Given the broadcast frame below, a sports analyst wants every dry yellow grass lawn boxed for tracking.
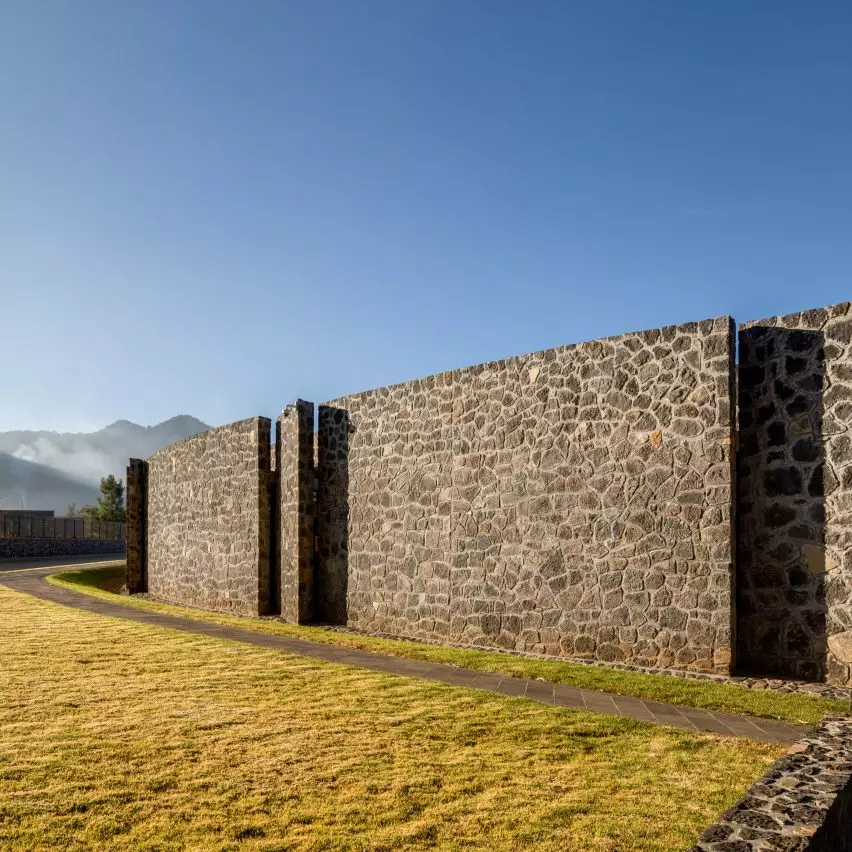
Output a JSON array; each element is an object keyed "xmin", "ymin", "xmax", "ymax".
[
  {"xmin": 0, "ymin": 585, "xmax": 782, "ymax": 851},
  {"xmin": 52, "ymin": 566, "xmax": 846, "ymax": 724}
]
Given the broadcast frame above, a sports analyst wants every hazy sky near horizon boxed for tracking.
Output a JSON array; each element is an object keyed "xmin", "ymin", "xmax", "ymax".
[{"xmin": 2, "ymin": 1, "xmax": 851, "ymax": 433}]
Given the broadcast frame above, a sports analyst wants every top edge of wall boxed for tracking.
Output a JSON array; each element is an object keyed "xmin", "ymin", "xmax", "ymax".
[
  {"xmin": 277, "ymin": 400, "xmax": 314, "ymax": 420},
  {"xmin": 320, "ymin": 314, "xmax": 734, "ymax": 407},
  {"xmin": 146, "ymin": 415, "xmax": 271, "ymax": 462},
  {"xmin": 740, "ymin": 301, "xmax": 852, "ymax": 333}
]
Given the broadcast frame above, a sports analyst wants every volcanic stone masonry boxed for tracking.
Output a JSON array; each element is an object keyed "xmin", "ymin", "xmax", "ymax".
[
  {"xmin": 738, "ymin": 302, "xmax": 852, "ymax": 686},
  {"xmin": 692, "ymin": 716, "xmax": 852, "ymax": 850},
  {"xmin": 318, "ymin": 316, "xmax": 736, "ymax": 673},
  {"xmin": 125, "ymin": 300, "xmax": 852, "ymax": 687},
  {"xmin": 316, "ymin": 405, "xmax": 351, "ymax": 623},
  {"xmin": 125, "ymin": 457, "xmax": 147, "ymax": 593},
  {"xmin": 277, "ymin": 401, "xmax": 315, "ymax": 623},
  {"xmin": 145, "ymin": 416, "xmax": 273, "ymax": 616}
]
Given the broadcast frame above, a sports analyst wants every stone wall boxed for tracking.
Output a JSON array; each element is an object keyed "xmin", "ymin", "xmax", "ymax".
[
  {"xmin": 318, "ymin": 317, "xmax": 736, "ymax": 672},
  {"xmin": 316, "ymin": 406, "xmax": 352, "ymax": 623},
  {"xmin": 0, "ymin": 538, "xmax": 125, "ymax": 560},
  {"xmin": 277, "ymin": 401, "xmax": 314, "ymax": 623},
  {"xmin": 692, "ymin": 717, "xmax": 852, "ymax": 851},
  {"xmin": 126, "ymin": 300, "xmax": 852, "ymax": 685},
  {"xmin": 738, "ymin": 303, "xmax": 852, "ymax": 685},
  {"xmin": 125, "ymin": 458, "xmax": 147, "ymax": 594},
  {"xmin": 146, "ymin": 417, "xmax": 273, "ymax": 616}
]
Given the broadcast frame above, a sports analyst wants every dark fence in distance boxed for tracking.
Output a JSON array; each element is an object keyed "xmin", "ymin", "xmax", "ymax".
[{"xmin": 0, "ymin": 514, "xmax": 125, "ymax": 540}]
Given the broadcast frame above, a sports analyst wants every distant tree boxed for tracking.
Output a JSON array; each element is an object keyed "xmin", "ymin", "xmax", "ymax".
[
  {"xmin": 66, "ymin": 503, "xmax": 78, "ymax": 517},
  {"xmin": 81, "ymin": 475, "xmax": 126, "ymax": 522}
]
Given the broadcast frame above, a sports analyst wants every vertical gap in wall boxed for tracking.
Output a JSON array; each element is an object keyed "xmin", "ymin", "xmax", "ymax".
[
  {"xmin": 729, "ymin": 317, "xmax": 739, "ymax": 673},
  {"xmin": 304, "ymin": 401, "xmax": 316, "ymax": 625},
  {"xmin": 142, "ymin": 460, "xmax": 149, "ymax": 592},
  {"xmin": 311, "ymin": 409, "xmax": 320, "ymax": 622},
  {"xmin": 447, "ymin": 375, "xmax": 456, "ymax": 642},
  {"xmin": 269, "ymin": 419, "xmax": 281, "ymax": 615},
  {"xmin": 312, "ymin": 405, "xmax": 320, "ymax": 623}
]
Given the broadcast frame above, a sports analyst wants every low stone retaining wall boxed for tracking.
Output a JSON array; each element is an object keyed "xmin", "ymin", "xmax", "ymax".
[
  {"xmin": 692, "ymin": 717, "xmax": 852, "ymax": 851},
  {"xmin": 0, "ymin": 538, "xmax": 125, "ymax": 561}
]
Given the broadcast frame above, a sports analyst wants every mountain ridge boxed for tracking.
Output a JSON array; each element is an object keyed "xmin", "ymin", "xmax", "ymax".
[
  {"xmin": 0, "ymin": 414, "xmax": 208, "ymax": 440},
  {"xmin": 0, "ymin": 416, "xmax": 210, "ymax": 513}
]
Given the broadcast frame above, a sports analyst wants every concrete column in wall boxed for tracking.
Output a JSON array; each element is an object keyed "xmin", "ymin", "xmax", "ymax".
[
  {"xmin": 125, "ymin": 458, "xmax": 148, "ymax": 593},
  {"xmin": 277, "ymin": 400, "xmax": 315, "ymax": 624}
]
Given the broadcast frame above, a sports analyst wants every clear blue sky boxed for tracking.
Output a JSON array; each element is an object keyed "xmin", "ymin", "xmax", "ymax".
[{"xmin": 2, "ymin": 1, "xmax": 851, "ymax": 433}]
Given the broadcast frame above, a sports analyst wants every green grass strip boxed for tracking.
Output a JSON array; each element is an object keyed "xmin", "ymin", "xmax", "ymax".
[{"xmin": 50, "ymin": 565, "xmax": 845, "ymax": 725}]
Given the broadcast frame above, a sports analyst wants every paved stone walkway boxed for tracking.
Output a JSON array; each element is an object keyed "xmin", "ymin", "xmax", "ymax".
[
  {"xmin": 0, "ymin": 565, "xmax": 809, "ymax": 745},
  {"xmin": 0, "ymin": 555, "xmax": 125, "ymax": 572}
]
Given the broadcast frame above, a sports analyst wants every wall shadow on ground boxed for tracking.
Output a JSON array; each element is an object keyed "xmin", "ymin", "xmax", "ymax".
[
  {"xmin": 316, "ymin": 406, "xmax": 350, "ymax": 624},
  {"xmin": 737, "ymin": 326, "xmax": 828, "ymax": 681}
]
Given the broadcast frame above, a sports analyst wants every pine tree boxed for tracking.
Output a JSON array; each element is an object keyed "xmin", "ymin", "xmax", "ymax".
[{"xmin": 81, "ymin": 475, "xmax": 126, "ymax": 522}]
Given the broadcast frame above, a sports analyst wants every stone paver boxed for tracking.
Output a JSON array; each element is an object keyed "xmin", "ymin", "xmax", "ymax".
[{"xmin": 0, "ymin": 565, "xmax": 810, "ymax": 745}]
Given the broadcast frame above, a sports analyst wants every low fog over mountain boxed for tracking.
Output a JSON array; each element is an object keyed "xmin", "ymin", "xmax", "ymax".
[{"xmin": 0, "ymin": 415, "xmax": 209, "ymax": 513}]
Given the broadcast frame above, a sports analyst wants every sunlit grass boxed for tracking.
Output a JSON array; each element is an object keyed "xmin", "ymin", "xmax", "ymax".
[
  {"xmin": 49, "ymin": 565, "xmax": 846, "ymax": 725},
  {"xmin": 0, "ymin": 583, "xmax": 781, "ymax": 850}
]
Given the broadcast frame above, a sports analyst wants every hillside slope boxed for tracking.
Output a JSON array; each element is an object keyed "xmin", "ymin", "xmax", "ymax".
[{"xmin": 0, "ymin": 416, "xmax": 210, "ymax": 513}]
